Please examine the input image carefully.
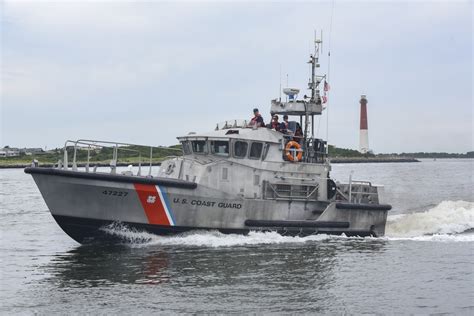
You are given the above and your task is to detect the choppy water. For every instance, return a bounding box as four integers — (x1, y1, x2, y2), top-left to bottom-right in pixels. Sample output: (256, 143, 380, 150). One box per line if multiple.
(1, 159, 473, 314)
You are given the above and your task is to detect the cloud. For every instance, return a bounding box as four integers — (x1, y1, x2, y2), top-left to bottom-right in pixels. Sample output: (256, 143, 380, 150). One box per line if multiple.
(1, 1, 472, 152)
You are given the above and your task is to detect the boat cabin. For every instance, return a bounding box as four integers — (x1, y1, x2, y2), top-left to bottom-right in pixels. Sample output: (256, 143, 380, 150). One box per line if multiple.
(177, 120, 328, 164)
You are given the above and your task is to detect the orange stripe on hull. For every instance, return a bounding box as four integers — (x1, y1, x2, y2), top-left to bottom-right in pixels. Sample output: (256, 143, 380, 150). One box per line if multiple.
(133, 183, 171, 226)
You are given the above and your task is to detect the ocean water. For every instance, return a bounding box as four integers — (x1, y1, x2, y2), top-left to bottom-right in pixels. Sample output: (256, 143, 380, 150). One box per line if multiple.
(0, 159, 473, 314)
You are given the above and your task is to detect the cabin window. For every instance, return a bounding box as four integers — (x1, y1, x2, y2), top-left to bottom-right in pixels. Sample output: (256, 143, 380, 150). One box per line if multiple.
(181, 141, 191, 155)
(191, 140, 208, 154)
(222, 167, 228, 180)
(211, 140, 229, 157)
(233, 141, 248, 158)
(262, 143, 269, 160)
(249, 142, 263, 159)
(254, 174, 260, 185)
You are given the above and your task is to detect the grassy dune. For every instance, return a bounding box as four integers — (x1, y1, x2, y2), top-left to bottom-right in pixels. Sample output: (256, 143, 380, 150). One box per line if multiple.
(0, 145, 182, 167)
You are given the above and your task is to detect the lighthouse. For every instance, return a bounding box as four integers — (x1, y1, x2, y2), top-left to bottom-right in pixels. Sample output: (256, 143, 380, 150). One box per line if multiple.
(359, 95, 370, 154)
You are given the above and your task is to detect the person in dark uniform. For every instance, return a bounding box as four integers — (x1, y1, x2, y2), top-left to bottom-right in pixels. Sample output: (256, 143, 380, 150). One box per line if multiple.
(294, 122, 303, 143)
(279, 115, 289, 132)
(249, 108, 265, 127)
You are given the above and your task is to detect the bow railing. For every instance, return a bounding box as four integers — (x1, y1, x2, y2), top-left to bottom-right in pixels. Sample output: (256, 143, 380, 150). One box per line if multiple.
(60, 139, 181, 176)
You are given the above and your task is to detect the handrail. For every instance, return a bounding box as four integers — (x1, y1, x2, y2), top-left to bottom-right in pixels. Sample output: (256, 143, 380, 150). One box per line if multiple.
(350, 180, 373, 186)
(274, 175, 326, 182)
(266, 182, 319, 200)
(68, 140, 142, 172)
(61, 139, 182, 175)
(349, 191, 378, 196)
(348, 171, 354, 202)
(336, 187, 349, 201)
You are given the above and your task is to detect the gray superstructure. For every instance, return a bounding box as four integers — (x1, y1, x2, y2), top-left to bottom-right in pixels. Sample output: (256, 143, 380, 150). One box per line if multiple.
(25, 35, 391, 243)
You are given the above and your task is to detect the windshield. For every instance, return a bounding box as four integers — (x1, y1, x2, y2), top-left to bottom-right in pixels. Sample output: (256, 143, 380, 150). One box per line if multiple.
(211, 140, 229, 156)
(191, 140, 208, 154)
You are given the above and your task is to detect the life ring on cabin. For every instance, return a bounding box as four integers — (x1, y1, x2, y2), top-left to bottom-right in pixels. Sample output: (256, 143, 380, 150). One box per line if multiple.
(285, 141, 303, 162)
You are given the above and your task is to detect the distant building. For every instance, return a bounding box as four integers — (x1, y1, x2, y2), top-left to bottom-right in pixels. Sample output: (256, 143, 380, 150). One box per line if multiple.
(20, 148, 44, 155)
(0, 147, 20, 157)
(0, 147, 44, 157)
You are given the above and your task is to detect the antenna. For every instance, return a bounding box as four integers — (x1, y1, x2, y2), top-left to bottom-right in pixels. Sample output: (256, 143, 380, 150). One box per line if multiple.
(308, 30, 322, 102)
(321, 30, 323, 55)
(279, 65, 282, 102)
(326, 0, 336, 155)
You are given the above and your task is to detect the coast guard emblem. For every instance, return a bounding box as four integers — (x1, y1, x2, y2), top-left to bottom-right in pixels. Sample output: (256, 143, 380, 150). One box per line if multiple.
(146, 195, 157, 204)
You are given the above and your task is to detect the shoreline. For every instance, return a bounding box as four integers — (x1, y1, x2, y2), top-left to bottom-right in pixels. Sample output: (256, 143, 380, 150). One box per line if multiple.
(330, 157, 420, 164)
(0, 157, 424, 169)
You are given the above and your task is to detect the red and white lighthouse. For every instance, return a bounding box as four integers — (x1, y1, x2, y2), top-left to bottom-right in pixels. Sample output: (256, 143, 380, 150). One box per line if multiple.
(359, 95, 370, 154)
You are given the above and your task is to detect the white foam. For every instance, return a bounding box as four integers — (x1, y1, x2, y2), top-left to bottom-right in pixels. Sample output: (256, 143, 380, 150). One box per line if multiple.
(102, 200, 474, 247)
(385, 200, 474, 238)
(102, 223, 332, 248)
(383, 234, 474, 242)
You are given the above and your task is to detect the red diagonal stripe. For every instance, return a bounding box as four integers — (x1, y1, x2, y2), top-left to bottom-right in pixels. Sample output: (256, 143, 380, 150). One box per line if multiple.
(134, 183, 170, 225)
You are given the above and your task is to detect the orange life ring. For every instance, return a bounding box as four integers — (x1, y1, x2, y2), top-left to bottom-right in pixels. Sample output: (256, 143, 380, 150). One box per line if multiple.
(285, 141, 303, 162)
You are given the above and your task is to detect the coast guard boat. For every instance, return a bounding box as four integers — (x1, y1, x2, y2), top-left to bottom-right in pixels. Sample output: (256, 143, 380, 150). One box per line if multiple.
(25, 36, 391, 243)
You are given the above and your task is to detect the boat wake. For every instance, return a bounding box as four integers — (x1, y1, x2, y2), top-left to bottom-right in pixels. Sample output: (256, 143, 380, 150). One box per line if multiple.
(102, 200, 474, 247)
(385, 200, 474, 240)
(101, 224, 332, 248)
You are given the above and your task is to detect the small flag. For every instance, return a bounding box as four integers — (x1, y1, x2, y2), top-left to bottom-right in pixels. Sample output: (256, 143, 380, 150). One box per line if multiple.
(324, 81, 330, 92)
(322, 95, 328, 103)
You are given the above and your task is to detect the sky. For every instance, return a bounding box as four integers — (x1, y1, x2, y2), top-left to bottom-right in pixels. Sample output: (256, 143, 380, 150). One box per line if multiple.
(1, 0, 472, 153)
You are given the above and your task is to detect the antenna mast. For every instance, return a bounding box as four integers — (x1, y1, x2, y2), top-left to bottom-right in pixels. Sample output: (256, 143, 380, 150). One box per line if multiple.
(304, 31, 324, 145)
(270, 31, 327, 163)
(279, 65, 282, 102)
(308, 31, 323, 103)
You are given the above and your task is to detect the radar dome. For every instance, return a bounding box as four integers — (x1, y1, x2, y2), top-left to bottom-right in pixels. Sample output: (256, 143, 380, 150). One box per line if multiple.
(283, 88, 300, 96)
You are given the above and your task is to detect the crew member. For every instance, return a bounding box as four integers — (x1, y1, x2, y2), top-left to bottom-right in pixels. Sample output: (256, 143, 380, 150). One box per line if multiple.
(249, 108, 265, 127)
(270, 115, 281, 131)
(280, 115, 289, 132)
(294, 123, 303, 143)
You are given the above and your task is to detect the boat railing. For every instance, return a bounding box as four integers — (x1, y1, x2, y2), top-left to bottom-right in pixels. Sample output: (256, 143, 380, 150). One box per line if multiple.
(215, 119, 250, 130)
(262, 181, 319, 201)
(280, 134, 327, 163)
(339, 176, 379, 204)
(61, 139, 182, 176)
